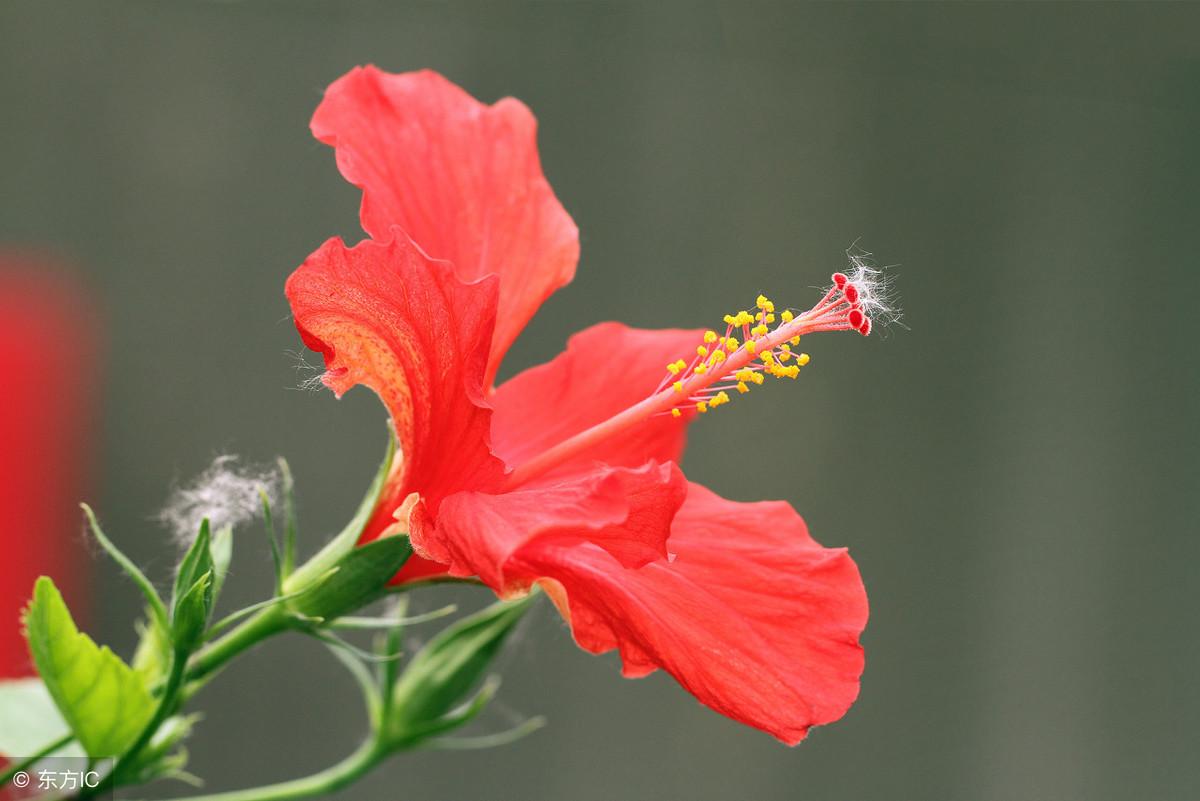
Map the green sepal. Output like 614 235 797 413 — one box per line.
172 572 214 654
288 535 412 622
119 713 199 786
385 593 534 749
81 504 169 633
23 577 156 758
131 607 173 686
171 522 216 651
283 433 395 596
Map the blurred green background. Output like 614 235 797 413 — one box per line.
3 2 1198 799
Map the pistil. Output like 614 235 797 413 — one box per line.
505 268 888 489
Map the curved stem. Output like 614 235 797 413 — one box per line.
187 606 291 685
0 732 72 786
141 739 384 801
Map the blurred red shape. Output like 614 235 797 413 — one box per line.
0 254 99 679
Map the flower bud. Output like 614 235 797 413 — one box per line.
385 593 534 748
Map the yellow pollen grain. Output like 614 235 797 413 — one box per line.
797 353 810 366
766 313 776 324
751 324 769 337
697 345 708 357
696 401 708 414
671 408 682 418
695 363 708 375
736 381 749 394
725 337 739 350
673 381 685 394
752 373 764 385
704 330 719 344
779 351 792 362
667 362 682 375
746 340 757 354
790 335 801 346
735 368 755 382
709 350 726 364
781 310 794 323
781 343 791 351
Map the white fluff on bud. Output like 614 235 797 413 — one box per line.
159 455 281 546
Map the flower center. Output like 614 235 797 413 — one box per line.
505 265 892 488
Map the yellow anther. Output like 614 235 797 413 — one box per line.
673 381 684 394
797 353 810 366
746 340 757 355
779 351 792 362
675 359 688 371
781 343 791 351
751 324 769 337
735 310 755 326
781 310 794 323
671 408 682 418
667 362 682 375
697 345 708 357
704 330 719 344
787 365 800 379
736 381 749 394
709 391 730 408
695 363 708 375
735 368 755 382
790 336 801 346
756 294 773 311
696 401 708 414
723 314 737 326
761 350 775 365
766 313 776 324
752 372 764 385
725 337 739 350
709 350 726 365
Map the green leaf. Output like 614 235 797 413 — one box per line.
0 677 83 759
23 577 156 758
386 593 534 748
288 536 411 623
283 433 396 595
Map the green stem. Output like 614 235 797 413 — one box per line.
186 606 291 685
0 732 73 786
142 739 384 801
82 646 190 799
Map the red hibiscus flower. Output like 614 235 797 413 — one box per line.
287 67 882 744
0 258 96 679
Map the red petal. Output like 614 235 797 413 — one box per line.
286 233 506 513
430 462 687 591
509 482 868 744
491 322 703 477
312 67 579 384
